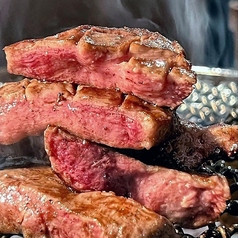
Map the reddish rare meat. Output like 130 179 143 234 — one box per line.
44 126 230 229
0 167 179 238
0 78 172 149
4 25 197 108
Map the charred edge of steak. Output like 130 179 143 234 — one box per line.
118 114 238 173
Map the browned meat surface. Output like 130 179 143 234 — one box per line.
0 167 179 238
207 123 238 156
0 78 172 149
4 25 197 108
45 126 230 229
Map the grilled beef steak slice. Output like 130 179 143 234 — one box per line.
45 126 230 229
0 78 172 149
0 167 179 238
4 25 196 108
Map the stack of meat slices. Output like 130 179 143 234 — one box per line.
0 25 234 237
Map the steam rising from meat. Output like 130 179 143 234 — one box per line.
0 0 234 67
95 0 209 66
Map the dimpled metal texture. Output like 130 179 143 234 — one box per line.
177 75 238 126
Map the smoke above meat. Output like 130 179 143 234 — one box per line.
0 25 237 237
0 1 233 68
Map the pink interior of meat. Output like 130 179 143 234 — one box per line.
4 26 196 108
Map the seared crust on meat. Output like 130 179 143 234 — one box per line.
0 78 172 149
0 167 179 237
207 123 238 156
4 25 196 108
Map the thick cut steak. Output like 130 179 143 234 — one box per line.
0 78 172 149
44 126 230 229
0 167 179 238
4 25 197 108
